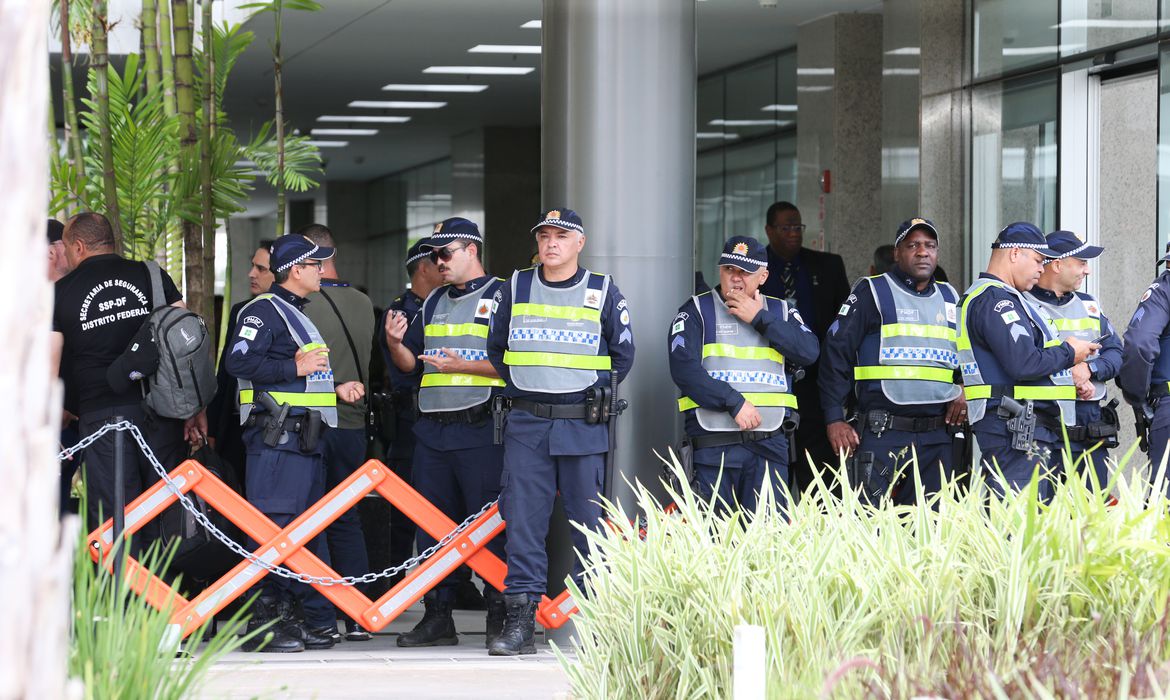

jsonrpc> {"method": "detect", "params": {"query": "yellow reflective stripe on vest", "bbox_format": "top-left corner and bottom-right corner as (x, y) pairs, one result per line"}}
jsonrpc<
(678, 393), (798, 412)
(880, 323), (956, 341)
(962, 384), (1076, 401)
(421, 373), (505, 388)
(425, 323), (489, 339)
(1051, 317), (1100, 332)
(701, 343), (785, 363)
(503, 350), (612, 370)
(1043, 338), (1063, 348)
(854, 366), (956, 383)
(238, 389), (337, 407)
(512, 302), (601, 324)
(302, 342), (328, 352)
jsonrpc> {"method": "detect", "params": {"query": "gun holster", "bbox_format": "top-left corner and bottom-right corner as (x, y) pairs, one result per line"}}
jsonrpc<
(492, 395), (509, 445)
(997, 396), (1037, 453)
(256, 391), (291, 448)
(847, 450), (884, 503)
(783, 412), (800, 464)
(671, 438), (696, 493)
(298, 410), (324, 452)
(1093, 398), (1121, 449)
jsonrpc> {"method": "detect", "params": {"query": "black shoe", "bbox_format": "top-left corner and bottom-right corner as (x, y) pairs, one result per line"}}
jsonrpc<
(288, 622), (338, 650)
(241, 596), (304, 653)
(397, 594), (458, 647)
(488, 593), (538, 656)
(453, 578), (487, 610)
(485, 588), (506, 648)
(345, 620), (372, 642)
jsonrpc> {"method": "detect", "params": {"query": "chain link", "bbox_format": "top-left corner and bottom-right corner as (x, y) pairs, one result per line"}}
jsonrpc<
(60, 421), (498, 586)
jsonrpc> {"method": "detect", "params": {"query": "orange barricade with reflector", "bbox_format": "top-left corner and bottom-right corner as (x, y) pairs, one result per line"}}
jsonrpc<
(86, 458), (578, 639)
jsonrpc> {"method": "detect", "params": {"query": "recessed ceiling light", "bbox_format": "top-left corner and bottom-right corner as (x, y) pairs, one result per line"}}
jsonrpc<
(761, 104), (797, 112)
(310, 128), (378, 136)
(708, 119), (791, 127)
(306, 140), (348, 148)
(469, 44), (541, 54)
(423, 66), (534, 75)
(348, 100), (447, 109)
(382, 84), (488, 93)
(521, 20), (540, 29)
(696, 132), (738, 140)
(318, 115), (411, 123)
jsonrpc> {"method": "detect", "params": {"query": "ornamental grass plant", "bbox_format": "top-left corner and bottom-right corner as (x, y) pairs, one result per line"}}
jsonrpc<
(557, 443), (1170, 699)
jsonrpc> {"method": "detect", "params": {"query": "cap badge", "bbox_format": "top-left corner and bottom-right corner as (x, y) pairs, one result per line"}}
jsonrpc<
(911, 218), (927, 226)
(433, 223), (443, 234)
(732, 242), (749, 255)
(546, 209), (561, 220)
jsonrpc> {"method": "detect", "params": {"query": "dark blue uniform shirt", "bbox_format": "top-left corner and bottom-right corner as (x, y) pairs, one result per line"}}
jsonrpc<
(224, 284), (307, 396)
(1120, 270), (1170, 405)
(820, 268), (956, 424)
(668, 286), (819, 463)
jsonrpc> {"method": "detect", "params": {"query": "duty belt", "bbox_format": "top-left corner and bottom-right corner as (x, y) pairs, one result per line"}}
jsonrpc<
(244, 412), (310, 433)
(508, 399), (589, 420)
(863, 410), (947, 438)
(1150, 383), (1170, 399)
(422, 401), (492, 425)
(689, 427), (784, 450)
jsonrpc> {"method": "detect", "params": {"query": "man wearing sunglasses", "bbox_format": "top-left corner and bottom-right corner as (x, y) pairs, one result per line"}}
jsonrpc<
(383, 217), (508, 648)
(485, 208), (636, 656)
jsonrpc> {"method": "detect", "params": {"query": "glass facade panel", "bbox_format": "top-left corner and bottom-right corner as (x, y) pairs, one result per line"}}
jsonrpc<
(973, 0), (1060, 78)
(971, 72), (1059, 267)
(695, 151), (725, 278)
(1160, 43), (1170, 254)
(1060, 0), (1161, 56)
(723, 58), (780, 140)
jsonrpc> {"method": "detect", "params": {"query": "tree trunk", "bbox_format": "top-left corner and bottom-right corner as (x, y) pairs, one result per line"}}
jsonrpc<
(273, 0), (285, 236)
(0, 0), (72, 697)
(59, 0), (85, 190)
(92, 0), (124, 254)
(173, 0), (204, 319)
(200, 0), (215, 321)
(158, 0), (183, 281)
(142, 0), (161, 96)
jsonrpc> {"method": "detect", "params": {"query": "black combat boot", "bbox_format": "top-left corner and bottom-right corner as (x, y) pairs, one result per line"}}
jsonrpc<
(484, 587), (507, 648)
(487, 593), (537, 656)
(276, 599), (336, 650)
(396, 593), (458, 647)
(241, 596), (304, 653)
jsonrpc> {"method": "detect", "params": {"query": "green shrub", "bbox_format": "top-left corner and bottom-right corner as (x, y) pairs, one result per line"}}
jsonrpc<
(557, 444), (1170, 699)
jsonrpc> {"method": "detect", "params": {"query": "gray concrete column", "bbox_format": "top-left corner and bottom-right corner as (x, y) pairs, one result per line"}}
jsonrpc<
(540, 0), (694, 594)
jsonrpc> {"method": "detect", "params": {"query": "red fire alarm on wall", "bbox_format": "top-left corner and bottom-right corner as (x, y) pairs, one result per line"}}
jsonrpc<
(820, 169), (831, 194)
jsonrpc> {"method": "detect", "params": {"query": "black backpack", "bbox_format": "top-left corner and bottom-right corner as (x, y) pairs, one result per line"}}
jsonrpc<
(142, 262), (218, 419)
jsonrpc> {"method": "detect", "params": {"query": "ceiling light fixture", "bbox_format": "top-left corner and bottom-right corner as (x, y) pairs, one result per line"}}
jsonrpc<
(708, 119), (792, 127)
(310, 128), (377, 136)
(760, 104), (797, 112)
(521, 20), (541, 29)
(306, 140), (349, 148)
(348, 100), (446, 109)
(469, 44), (541, 54)
(318, 115), (411, 123)
(381, 84), (488, 93)
(423, 66), (534, 75)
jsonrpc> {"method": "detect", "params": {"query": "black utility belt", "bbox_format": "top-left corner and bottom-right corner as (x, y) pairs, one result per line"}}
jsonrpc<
(507, 399), (589, 420)
(421, 402), (492, 425)
(245, 413), (311, 433)
(862, 410), (946, 437)
(1151, 384), (1170, 399)
(689, 427), (784, 450)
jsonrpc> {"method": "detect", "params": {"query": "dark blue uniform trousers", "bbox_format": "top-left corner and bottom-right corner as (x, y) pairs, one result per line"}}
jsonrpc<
(411, 437), (506, 601)
(692, 440), (789, 514)
(321, 428), (369, 588)
(974, 422), (1059, 503)
(857, 428), (952, 506)
(500, 411), (606, 599)
(244, 427), (335, 628)
(1149, 398), (1170, 493)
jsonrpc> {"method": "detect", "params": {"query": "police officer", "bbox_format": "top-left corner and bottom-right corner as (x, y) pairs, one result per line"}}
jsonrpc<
(373, 240), (442, 596)
(383, 218), (507, 648)
(668, 236), (819, 512)
(820, 218), (967, 505)
(1025, 231), (1121, 489)
(226, 234), (364, 653)
(1120, 247), (1170, 482)
(957, 223), (1098, 502)
(486, 208), (635, 656)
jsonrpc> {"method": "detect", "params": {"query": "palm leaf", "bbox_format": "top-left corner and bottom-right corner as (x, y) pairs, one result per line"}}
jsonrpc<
(243, 121), (322, 193)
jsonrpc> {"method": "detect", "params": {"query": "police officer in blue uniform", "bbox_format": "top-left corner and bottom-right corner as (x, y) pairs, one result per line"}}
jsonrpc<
(1120, 247), (1170, 484)
(485, 208), (635, 656)
(1025, 231), (1121, 489)
(820, 218), (967, 505)
(668, 236), (818, 512)
(226, 234), (366, 652)
(383, 218), (508, 648)
(956, 223), (1099, 502)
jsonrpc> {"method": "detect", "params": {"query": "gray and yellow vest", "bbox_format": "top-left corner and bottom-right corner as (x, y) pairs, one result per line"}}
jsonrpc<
(1025, 290), (1108, 401)
(956, 278), (1075, 425)
(853, 273), (962, 405)
(504, 266), (612, 394)
(419, 279), (506, 412)
(677, 290), (796, 432)
(237, 293), (338, 427)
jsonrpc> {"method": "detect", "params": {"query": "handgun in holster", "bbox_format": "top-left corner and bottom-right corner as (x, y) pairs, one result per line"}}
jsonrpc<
(255, 391), (291, 448)
(783, 412), (801, 464)
(1093, 398), (1122, 449)
(669, 438), (696, 494)
(997, 395), (1036, 453)
(847, 450), (882, 503)
(492, 395), (509, 445)
(299, 410), (324, 452)
(1135, 403), (1154, 454)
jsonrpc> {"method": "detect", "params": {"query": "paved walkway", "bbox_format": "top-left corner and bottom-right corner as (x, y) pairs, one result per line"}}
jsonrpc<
(196, 606), (575, 700)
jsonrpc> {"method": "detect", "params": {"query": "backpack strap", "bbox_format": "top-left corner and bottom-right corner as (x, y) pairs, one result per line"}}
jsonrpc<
(144, 260), (166, 310)
(318, 287), (366, 386)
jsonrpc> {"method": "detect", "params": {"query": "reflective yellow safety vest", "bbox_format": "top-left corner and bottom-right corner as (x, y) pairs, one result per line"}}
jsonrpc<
(418, 279), (506, 412)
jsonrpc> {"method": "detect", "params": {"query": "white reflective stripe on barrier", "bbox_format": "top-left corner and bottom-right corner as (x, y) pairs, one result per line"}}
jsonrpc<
(376, 549), (463, 618)
(195, 547), (282, 618)
(558, 594), (577, 615)
(287, 474), (373, 545)
(467, 512), (503, 545)
(102, 474), (190, 546)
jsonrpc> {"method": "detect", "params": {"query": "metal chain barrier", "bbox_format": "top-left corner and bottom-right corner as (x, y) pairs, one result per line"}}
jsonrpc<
(61, 421), (497, 586)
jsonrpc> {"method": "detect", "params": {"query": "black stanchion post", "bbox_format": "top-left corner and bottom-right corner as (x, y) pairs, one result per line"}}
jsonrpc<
(112, 417), (126, 585)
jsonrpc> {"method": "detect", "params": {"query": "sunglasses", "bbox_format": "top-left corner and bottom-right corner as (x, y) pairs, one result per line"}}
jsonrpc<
(429, 244), (466, 263)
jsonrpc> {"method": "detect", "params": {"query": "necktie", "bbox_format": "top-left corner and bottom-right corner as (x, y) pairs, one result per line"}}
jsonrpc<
(781, 262), (796, 301)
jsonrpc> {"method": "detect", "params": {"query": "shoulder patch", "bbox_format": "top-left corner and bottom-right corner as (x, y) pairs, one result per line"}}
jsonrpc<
(243, 315), (264, 327)
(617, 299), (628, 311)
(1000, 310), (1020, 324)
(672, 319), (685, 335)
(620, 308), (630, 325)
(994, 300), (1014, 313)
(837, 303), (851, 317)
(1140, 283), (1159, 303)
(238, 326), (258, 340)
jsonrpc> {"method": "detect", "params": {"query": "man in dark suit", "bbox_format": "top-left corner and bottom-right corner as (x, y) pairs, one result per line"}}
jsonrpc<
(759, 202), (850, 492)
